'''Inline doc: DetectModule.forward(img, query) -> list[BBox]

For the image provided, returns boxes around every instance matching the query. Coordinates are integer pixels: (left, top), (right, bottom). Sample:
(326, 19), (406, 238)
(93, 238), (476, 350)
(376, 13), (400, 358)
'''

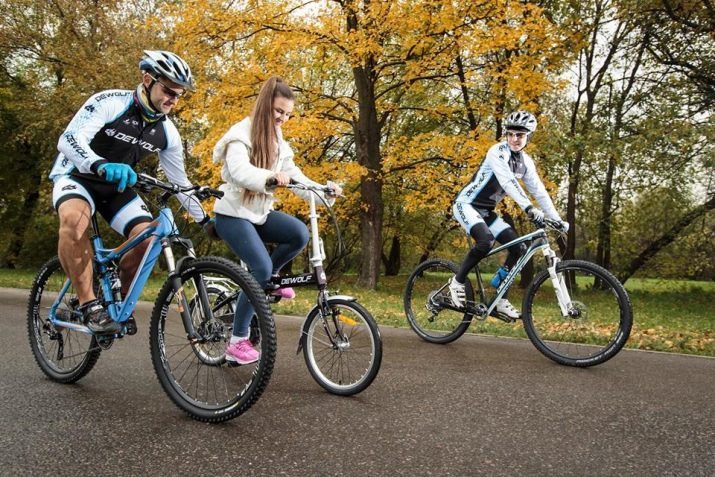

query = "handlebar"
(136, 173), (224, 201)
(540, 217), (567, 234)
(265, 177), (336, 196)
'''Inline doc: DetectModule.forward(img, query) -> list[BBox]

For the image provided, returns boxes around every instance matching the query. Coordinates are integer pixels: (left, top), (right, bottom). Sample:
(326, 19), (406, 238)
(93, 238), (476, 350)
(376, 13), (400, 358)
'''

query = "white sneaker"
(448, 276), (466, 308)
(496, 298), (520, 319)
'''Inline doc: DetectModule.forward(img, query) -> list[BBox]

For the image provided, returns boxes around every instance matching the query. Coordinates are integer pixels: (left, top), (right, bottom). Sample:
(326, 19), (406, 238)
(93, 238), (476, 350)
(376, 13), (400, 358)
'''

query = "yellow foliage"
(147, 0), (576, 261)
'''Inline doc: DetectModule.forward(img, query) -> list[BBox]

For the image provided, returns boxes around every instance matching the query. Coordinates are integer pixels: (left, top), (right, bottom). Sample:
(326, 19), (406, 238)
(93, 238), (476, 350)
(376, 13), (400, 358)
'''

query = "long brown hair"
(244, 76), (294, 202)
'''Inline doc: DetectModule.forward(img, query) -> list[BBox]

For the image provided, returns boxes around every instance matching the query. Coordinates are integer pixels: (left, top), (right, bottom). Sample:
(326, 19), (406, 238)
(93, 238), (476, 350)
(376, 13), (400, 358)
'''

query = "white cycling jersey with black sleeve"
(454, 142), (560, 221)
(49, 89), (206, 222)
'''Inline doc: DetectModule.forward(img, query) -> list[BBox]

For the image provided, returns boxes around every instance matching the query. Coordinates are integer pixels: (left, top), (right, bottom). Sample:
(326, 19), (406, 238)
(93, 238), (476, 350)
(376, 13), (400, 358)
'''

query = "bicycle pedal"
(490, 310), (521, 322)
(125, 317), (138, 336)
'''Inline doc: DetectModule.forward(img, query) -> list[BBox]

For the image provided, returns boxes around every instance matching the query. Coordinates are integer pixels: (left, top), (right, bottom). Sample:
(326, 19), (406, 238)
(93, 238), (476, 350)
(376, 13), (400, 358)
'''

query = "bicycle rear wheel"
(27, 257), (101, 383)
(522, 260), (633, 367)
(150, 256), (276, 423)
(302, 299), (382, 396)
(403, 259), (474, 344)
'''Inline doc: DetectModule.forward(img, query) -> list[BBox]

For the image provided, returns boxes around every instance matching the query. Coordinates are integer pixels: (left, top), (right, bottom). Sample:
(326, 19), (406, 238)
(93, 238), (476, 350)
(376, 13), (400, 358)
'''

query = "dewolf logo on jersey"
(113, 132), (162, 153)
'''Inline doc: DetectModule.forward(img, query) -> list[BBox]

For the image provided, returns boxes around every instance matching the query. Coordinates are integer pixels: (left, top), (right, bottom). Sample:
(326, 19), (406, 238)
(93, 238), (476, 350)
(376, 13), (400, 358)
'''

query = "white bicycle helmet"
(139, 50), (195, 91)
(504, 110), (537, 133)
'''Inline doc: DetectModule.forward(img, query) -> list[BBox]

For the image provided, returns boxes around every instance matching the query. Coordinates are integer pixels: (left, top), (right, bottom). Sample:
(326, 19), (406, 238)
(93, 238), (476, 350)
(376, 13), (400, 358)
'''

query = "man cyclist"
(449, 111), (569, 319)
(49, 50), (210, 334)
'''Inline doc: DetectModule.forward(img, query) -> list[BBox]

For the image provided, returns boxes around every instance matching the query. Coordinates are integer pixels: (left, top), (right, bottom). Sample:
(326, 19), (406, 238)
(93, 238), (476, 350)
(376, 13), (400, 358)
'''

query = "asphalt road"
(1, 287), (713, 476)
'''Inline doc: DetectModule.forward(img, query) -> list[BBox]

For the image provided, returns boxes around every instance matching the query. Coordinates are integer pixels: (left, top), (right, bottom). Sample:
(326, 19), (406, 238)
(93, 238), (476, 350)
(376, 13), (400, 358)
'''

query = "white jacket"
(212, 117), (330, 224)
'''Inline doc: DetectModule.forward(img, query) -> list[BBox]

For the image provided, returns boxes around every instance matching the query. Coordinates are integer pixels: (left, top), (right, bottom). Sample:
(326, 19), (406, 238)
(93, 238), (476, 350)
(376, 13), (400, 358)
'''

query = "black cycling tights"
(454, 223), (521, 284)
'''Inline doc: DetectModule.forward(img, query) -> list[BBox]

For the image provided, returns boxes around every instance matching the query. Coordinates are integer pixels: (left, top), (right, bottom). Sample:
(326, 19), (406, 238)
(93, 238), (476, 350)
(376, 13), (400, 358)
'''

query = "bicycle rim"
(403, 259), (474, 344)
(150, 257), (276, 422)
(522, 260), (633, 367)
(303, 299), (382, 396)
(27, 257), (101, 383)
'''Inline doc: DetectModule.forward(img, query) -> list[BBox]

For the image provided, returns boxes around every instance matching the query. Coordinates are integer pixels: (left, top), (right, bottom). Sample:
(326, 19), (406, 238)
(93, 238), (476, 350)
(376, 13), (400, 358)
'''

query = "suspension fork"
(543, 247), (572, 316)
(162, 239), (201, 340)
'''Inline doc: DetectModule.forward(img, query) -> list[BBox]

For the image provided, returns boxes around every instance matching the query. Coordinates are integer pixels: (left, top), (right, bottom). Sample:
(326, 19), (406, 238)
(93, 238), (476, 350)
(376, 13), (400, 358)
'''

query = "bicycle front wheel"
(403, 259), (474, 344)
(27, 257), (101, 383)
(522, 260), (633, 367)
(302, 299), (382, 396)
(150, 256), (276, 423)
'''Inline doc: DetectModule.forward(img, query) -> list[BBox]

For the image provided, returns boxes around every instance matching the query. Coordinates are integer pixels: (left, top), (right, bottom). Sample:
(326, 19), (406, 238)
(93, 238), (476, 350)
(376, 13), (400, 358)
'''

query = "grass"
(3, 267), (713, 357)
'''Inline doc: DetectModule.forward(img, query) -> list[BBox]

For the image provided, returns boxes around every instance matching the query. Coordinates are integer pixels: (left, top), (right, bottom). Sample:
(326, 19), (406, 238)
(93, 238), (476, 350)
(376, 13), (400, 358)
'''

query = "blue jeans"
(215, 211), (309, 337)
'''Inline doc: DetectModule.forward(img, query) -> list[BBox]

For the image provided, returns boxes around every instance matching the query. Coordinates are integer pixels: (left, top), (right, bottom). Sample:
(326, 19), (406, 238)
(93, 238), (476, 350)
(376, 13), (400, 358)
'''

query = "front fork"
(162, 239), (203, 341)
(296, 289), (345, 354)
(543, 247), (572, 316)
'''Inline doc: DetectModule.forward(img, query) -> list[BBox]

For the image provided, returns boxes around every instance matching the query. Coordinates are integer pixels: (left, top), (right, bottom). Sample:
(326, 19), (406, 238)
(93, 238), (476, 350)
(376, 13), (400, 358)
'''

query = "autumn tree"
(169, 0), (574, 287)
(0, 0), (173, 266)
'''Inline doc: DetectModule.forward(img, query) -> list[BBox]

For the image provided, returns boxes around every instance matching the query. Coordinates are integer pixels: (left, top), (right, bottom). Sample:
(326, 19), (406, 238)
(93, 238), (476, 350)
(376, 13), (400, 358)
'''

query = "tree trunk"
(418, 217), (460, 263)
(596, 155), (616, 271)
(381, 235), (401, 276)
(352, 65), (383, 289)
(565, 149), (582, 263)
(618, 195), (715, 284)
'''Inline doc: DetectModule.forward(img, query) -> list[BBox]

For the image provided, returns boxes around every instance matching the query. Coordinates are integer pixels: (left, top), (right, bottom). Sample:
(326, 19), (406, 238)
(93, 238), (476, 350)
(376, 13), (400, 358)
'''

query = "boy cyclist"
(449, 111), (568, 319)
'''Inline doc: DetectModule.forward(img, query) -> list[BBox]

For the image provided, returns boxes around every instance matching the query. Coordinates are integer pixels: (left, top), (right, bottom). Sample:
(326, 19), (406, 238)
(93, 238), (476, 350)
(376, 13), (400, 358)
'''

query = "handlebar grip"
(265, 177), (297, 188)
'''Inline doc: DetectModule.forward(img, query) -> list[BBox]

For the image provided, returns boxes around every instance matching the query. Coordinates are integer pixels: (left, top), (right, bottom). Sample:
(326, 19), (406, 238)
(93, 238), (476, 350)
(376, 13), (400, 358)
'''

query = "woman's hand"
(273, 171), (291, 186)
(326, 180), (343, 198)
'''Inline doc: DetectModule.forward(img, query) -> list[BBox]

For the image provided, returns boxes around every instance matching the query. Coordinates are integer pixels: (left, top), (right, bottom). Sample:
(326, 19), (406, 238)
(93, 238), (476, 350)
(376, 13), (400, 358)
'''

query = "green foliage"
(2, 267), (711, 355)
(0, 0), (712, 282)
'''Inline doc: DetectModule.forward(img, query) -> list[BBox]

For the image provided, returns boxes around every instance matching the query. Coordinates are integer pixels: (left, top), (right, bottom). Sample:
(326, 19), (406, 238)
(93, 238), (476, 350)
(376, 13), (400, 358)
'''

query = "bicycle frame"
(268, 183), (359, 353)
(465, 224), (573, 319)
(49, 200), (203, 339)
(272, 186), (328, 292)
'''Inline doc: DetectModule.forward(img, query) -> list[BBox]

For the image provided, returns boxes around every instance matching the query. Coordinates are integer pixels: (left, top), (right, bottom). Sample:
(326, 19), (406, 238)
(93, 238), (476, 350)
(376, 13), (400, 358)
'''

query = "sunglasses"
(149, 75), (184, 99)
(506, 131), (528, 139)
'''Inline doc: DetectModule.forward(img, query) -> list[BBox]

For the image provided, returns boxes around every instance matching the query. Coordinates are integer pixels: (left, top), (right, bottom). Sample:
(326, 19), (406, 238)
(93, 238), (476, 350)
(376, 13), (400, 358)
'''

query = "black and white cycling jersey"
(454, 142), (559, 220)
(49, 89), (206, 222)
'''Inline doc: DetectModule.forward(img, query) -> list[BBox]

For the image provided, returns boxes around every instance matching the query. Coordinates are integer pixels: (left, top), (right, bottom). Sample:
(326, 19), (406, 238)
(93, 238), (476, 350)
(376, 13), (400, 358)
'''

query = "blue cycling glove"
(98, 163), (137, 192)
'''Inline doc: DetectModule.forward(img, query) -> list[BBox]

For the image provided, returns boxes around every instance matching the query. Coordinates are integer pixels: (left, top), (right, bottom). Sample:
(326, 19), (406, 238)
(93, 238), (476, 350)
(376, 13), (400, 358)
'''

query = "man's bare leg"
(57, 199), (95, 304)
(119, 222), (152, 296)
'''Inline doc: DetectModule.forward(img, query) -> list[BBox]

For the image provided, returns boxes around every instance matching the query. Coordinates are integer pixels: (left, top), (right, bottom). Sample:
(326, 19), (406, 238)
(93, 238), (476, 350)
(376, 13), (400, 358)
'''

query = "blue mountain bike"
(27, 173), (276, 422)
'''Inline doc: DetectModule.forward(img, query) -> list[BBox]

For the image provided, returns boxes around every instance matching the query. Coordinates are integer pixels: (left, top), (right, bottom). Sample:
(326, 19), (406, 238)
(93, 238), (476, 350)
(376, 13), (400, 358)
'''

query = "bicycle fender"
(296, 295), (357, 354)
(175, 256), (196, 274)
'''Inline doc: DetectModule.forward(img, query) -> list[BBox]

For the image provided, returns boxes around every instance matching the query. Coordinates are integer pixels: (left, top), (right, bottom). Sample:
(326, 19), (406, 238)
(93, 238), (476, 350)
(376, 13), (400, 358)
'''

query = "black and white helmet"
(504, 111), (537, 133)
(139, 50), (195, 91)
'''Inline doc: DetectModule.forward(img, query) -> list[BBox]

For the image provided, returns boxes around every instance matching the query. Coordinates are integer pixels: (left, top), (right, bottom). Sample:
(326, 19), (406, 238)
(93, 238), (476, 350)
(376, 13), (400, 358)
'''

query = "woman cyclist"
(210, 76), (342, 364)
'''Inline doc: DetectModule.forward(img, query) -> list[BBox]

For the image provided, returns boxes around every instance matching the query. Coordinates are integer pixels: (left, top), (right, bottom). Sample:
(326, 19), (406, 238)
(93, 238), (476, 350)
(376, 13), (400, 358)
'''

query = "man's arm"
(57, 91), (130, 174)
(158, 121), (209, 223)
(521, 155), (561, 220)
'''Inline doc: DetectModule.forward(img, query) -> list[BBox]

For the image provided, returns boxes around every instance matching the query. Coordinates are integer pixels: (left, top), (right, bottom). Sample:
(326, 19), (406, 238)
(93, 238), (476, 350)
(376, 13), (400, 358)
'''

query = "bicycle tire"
(302, 298), (382, 396)
(522, 259), (633, 367)
(403, 258), (474, 344)
(27, 256), (101, 383)
(149, 256), (276, 423)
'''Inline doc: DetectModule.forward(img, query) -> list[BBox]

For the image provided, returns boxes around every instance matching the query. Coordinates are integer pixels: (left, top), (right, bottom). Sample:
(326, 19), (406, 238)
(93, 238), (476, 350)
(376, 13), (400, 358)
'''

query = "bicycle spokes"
(522, 260), (633, 367)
